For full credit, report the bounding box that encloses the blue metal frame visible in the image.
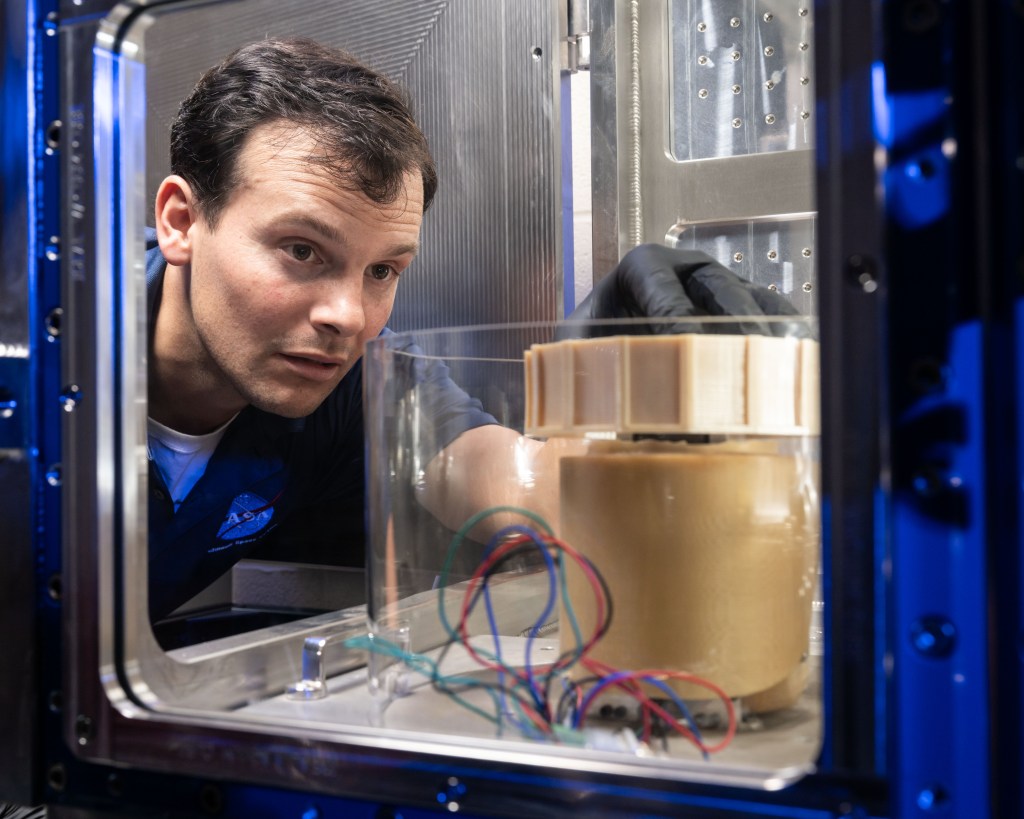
[15,0,1023,816]
[882,2,1022,818]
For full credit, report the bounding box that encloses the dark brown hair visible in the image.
[169,37,437,223]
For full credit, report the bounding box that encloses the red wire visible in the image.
[455,534,608,676]
[455,537,541,678]
[582,658,703,751]
[448,531,737,755]
[541,536,609,659]
[579,659,737,754]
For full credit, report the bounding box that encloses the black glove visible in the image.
[561,244,811,339]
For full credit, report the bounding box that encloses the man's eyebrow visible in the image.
[280,214,344,246]
[277,215,419,258]
[384,240,420,259]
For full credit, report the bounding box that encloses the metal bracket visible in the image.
[563,0,591,71]
[285,633,357,700]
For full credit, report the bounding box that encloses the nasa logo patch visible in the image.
[215,491,275,544]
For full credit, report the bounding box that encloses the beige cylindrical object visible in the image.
[560,439,819,703]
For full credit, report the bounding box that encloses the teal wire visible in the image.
[436,505,555,644]
[368,504,601,737]
[345,634,503,725]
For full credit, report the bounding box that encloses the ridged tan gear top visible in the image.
[529,334,823,710]
[524,334,820,437]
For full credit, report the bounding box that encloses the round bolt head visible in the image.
[910,615,956,658]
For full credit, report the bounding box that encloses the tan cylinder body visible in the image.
[559,440,819,703]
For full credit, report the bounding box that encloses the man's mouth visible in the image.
[279,353,345,382]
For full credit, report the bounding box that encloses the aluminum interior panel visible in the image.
[139,0,563,330]
[589,0,816,310]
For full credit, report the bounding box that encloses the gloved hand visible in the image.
[561,243,811,339]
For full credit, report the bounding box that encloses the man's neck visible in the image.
[149,263,247,435]
[148,379,244,435]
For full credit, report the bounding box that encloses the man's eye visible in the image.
[368,264,396,281]
[289,244,315,262]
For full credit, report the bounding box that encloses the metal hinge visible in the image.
[562,0,591,72]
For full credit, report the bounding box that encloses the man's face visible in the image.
[184,123,423,418]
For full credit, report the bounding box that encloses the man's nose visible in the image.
[309,277,366,336]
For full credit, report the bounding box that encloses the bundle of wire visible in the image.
[348,505,737,759]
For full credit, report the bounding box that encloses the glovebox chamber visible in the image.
[356,316,822,774]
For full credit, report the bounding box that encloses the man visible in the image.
[147,37,800,627]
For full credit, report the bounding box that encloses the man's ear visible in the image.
[154,175,200,266]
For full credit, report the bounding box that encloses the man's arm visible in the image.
[417,425,586,539]
[417,243,805,539]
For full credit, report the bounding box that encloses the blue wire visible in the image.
[518,530,558,714]
[480,562,510,728]
[436,506,554,646]
[476,524,558,714]
[574,670,630,728]
[572,670,709,757]
[469,522,594,719]
[554,549,586,669]
[640,676,707,759]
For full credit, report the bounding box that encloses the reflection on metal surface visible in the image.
[667,213,817,313]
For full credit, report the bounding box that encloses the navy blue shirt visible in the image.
[145,233,495,621]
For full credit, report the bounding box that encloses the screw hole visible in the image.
[917,786,949,810]
[909,358,947,393]
[107,773,124,798]
[200,783,224,815]
[74,714,94,745]
[915,157,937,178]
[45,120,62,150]
[47,764,67,792]
[45,307,63,337]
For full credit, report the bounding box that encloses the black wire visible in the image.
[434,534,617,728]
